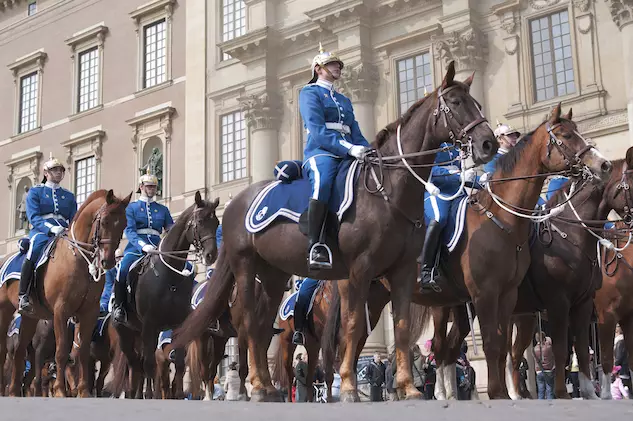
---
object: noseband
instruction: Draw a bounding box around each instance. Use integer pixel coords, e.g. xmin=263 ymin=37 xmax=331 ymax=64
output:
xmin=615 ymin=165 xmax=633 ymax=226
xmin=435 ymin=85 xmax=489 ymax=148
xmin=546 ymin=122 xmax=595 ymax=178
xmin=188 ymin=208 xmax=217 ymax=255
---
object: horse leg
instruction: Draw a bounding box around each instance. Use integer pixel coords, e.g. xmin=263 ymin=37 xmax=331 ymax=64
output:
xmin=75 ymin=312 xmax=98 ymax=398
xmin=283 ymin=333 xmax=296 ymax=403
xmin=597 ymin=315 xmax=616 ymax=399
xmin=172 ymin=348 xmax=186 ymax=400
xmin=141 ymin=328 xmax=159 ymax=399
xmin=431 ymin=307 xmax=450 ymax=400
xmin=238 ymin=338 xmax=249 ymax=400
xmin=510 ymin=315 xmax=536 ymax=399
xmin=386 ymin=260 xmax=421 ymax=401
xmin=472 ymin=290 xmax=505 ymax=399
xmin=305 ymin=339 xmax=318 ymax=402
xmin=570 ymin=299 xmax=598 ymax=399
xmin=619 ymin=316 xmax=633 ymax=398
xmin=155 ymin=348 xmax=168 ymax=399
xmin=548 ymin=305 xmax=571 ymax=399
xmin=444 ymin=305 xmax=472 ymax=400
xmin=0 ymin=306 xmax=13 ymax=396
xmin=9 ymin=317 xmax=37 ymax=397
xmin=494 ymin=288 xmax=519 ymax=400
xmin=96 ymin=355 xmax=110 ymax=398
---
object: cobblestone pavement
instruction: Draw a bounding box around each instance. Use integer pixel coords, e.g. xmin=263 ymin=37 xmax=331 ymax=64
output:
xmin=1 ymin=399 xmax=632 ymax=421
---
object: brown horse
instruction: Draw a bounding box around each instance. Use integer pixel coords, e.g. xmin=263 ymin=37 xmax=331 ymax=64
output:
xmin=339 ymin=105 xmax=612 ymax=399
xmin=0 ymin=189 xmax=131 ymax=397
xmin=155 ymin=338 xmax=186 ymax=399
xmin=172 ymin=62 xmax=498 ymax=402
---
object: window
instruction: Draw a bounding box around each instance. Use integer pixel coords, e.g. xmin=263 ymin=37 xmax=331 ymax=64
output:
xmin=27 ymin=1 xmax=36 ymax=16
xmin=75 ymin=156 xmax=96 ymax=206
xmin=530 ymin=10 xmax=575 ymax=102
xmin=220 ymin=111 xmax=247 ymax=182
xmin=143 ymin=19 xmax=166 ymax=88
xmin=396 ymin=53 xmax=433 ymax=116
xmin=221 ymin=0 xmax=246 ymax=60
xmin=77 ymin=47 xmax=99 ymax=113
xmin=19 ymin=72 xmax=39 ymax=134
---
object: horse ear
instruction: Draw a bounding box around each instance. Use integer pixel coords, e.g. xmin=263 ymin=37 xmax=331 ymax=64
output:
xmin=463 ymin=71 xmax=475 ymax=89
xmin=106 ymin=189 xmax=115 ymax=205
xmin=123 ymin=192 xmax=133 ymax=206
xmin=563 ymin=108 xmax=573 ymax=121
xmin=194 ymin=191 xmax=204 ymax=207
xmin=549 ymin=103 xmax=562 ymax=125
xmin=211 ymin=197 xmax=220 ymax=209
xmin=441 ymin=61 xmax=456 ymax=89
xmin=626 ymin=147 xmax=633 ymax=169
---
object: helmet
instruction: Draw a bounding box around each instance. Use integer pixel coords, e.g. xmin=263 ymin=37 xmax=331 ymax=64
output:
xmin=494 ymin=119 xmax=520 ymax=139
xmin=139 ymin=168 xmax=158 ymax=186
xmin=43 ymin=153 xmax=65 ymax=172
xmin=308 ymin=42 xmax=344 ymax=84
xmin=115 ymin=248 xmax=123 ymax=259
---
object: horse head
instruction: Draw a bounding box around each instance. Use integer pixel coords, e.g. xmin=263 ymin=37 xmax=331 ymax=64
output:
xmin=186 ymin=191 xmax=220 ymax=266
xmin=537 ymin=104 xmax=612 ymax=183
xmin=599 ymin=146 xmax=633 ymax=224
xmin=95 ymin=190 xmax=132 ymax=270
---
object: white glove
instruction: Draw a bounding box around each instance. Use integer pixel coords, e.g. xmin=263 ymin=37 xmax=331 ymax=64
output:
xmin=50 ymin=226 xmax=65 ymax=236
xmin=462 ymin=168 xmax=477 ymax=183
xmin=142 ymin=244 xmax=156 ymax=253
xmin=348 ymin=145 xmax=371 ymax=160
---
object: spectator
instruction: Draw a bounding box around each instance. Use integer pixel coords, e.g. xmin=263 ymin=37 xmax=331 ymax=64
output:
xmin=422 ymin=340 xmax=437 ymax=400
xmin=611 ymin=365 xmax=630 ymax=400
xmin=367 ymin=352 xmax=386 ymax=401
xmin=385 ymin=352 xmax=398 ymax=401
xmin=614 ymin=325 xmax=632 ymax=391
xmin=567 ymin=345 xmax=580 ymax=398
xmin=223 ymin=362 xmax=241 ymax=401
xmin=533 ymin=331 xmax=555 ymax=399
xmin=294 ymin=353 xmax=309 ymax=402
xmin=213 ymin=376 xmax=225 ymax=400
xmin=456 ymin=340 xmax=474 ymax=400
xmin=411 ymin=345 xmax=425 ymax=394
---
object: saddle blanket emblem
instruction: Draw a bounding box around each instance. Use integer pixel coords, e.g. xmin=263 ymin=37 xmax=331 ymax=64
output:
xmin=93 ymin=313 xmax=111 ymax=341
xmin=279 ymin=291 xmax=299 ymax=321
xmin=157 ymin=329 xmax=173 ymax=349
xmin=436 ymin=195 xmax=469 ymax=253
xmin=7 ymin=314 xmax=21 ymax=337
xmin=245 ymin=159 xmax=360 ymax=233
xmin=191 ymin=280 xmax=208 ymax=310
xmin=0 ymin=237 xmax=56 ymax=288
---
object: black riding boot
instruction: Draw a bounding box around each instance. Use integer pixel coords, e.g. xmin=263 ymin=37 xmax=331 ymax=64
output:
xmin=418 ymin=220 xmax=443 ymax=293
xmin=112 ymin=279 xmax=127 ymax=325
xmin=292 ymin=299 xmax=307 ymax=346
xmin=209 ymin=310 xmax=238 ymax=338
xmin=18 ymin=258 xmax=35 ymax=315
xmin=307 ymin=199 xmax=331 ymax=270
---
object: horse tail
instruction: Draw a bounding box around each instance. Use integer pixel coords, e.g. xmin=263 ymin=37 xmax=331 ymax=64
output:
xmin=105 ymin=343 xmax=128 ymax=397
xmin=185 ymin=339 xmax=203 ymax=398
xmin=321 ymin=282 xmax=341 ymax=371
xmin=173 ymin=246 xmax=234 ymax=349
xmin=271 ymin=320 xmax=290 ymax=389
xmin=408 ymin=303 xmax=432 ymax=349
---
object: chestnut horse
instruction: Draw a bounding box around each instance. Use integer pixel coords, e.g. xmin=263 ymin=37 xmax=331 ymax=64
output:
xmin=173 ymin=62 xmax=499 ymax=402
xmin=0 ymin=189 xmax=131 ymax=397
xmin=155 ymin=338 xmax=186 ymax=399
xmin=338 ymin=105 xmax=612 ymax=399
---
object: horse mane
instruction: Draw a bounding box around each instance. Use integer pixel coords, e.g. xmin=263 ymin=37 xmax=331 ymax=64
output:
xmin=374 ymin=91 xmax=435 ymax=149
xmin=71 ymin=189 xmax=108 ymax=224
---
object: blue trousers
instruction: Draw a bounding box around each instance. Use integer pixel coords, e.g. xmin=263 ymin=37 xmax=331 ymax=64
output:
xmin=294 ymin=278 xmax=320 ymax=331
xmin=117 ymin=252 xmax=143 ymax=285
xmin=100 ymin=268 xmax=116 ymax=312
xmin=304 ymin=155 xmax=342 ymax=203
xmin=536 ymin=371 xmax=555 ymax=399
xmin=158 ymin=330 xmax=172 ymax=349
xmin=423 ymin=192 xmax=452 ymax=230
xmin=546 ymin=177 xmax=569 ymax=201
xmin=26 ymin=231 xmax=51 ymax=262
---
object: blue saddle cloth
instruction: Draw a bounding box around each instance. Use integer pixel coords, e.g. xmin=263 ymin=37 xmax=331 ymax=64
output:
xmin=8 ymin=314 xmax=21 ymax=337
xmin=279 ymin=291 xmax=298 ymax=321
xmin=92 ymin=313 xmax=111 ymax=342
xmin=0 ymin=237 xmax=57 ymax=288
xmin=245 ymin=159 xmax=360 ymax=233
xmin=440 ymin=195 xmax=470 ymax=253
xmin=158 ymin=330 xmax=172 ymax=349
xmin=191 ymin=280 xmax=208 ymax=310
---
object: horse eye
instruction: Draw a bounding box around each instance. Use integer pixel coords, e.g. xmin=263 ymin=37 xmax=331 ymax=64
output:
xmin=562 ymin=133 xmax=572 ymax=139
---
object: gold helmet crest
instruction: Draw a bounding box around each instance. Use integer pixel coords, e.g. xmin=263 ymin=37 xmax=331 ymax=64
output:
xmin=493 ymin=119 xmax=520 ymax=138
xmin=139 ymin=168 xmax=158 ymax=185
xmin=308 ymin=42 xmax=344 ymax=84
xmin=43 ymin=152 xmax=65 ymax=172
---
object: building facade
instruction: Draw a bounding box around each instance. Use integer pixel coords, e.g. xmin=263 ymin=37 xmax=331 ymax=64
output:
xmin=1 ymin=0 xmax=632 ymax=396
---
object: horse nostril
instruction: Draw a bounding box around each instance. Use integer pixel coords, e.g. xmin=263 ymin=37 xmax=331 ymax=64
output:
xmin=482 ymin=139 xmax=493 ymax=154
xmin=602 ymin=161 xmax=613 ymax=174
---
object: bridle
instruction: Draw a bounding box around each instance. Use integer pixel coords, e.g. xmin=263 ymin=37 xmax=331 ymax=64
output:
xmin=546 ymin=122 xmax=595 ymax=179
xmin=615 ymin=163 xmax=633 ymax=226
xmin=433 ymin=85 xmax=489 ymax=149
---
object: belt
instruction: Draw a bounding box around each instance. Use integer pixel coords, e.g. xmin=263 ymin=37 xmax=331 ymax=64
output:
xmin=41 ymin=214 xmax=68 ymax=223
xmin=325 ymin=122 xmax=351 ymax=134
xmin=137 ymin=228 xmax=161 ymax=236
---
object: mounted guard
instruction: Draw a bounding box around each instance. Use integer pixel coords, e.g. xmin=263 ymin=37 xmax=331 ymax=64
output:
xmin=299 ymin=43 xmax=372 ymax=270
xmin=18 ymin=153 xmax=77 ymax=315
xmin=112 ymin=169 xmax=174 ymax=325
xmin=100 ymin=248 xmax=122 ymax=315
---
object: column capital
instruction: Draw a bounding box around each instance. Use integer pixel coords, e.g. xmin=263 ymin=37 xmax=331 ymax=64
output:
xmin=238 ymin=91 xmax=282 ymax=132
xmin=338 ymin=61 xmax=379 ymax=103
xmin=606 ymin=0 xmax=633 ymax=30
xmin=432 ymin=26 xmax=487 ymax=72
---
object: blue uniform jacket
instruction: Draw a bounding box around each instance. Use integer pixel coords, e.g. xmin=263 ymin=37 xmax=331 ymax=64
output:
xmin=430 ymin=142 xmax=462 ymax=195
xmin=124 ymin=199 xmax=174 ymax=254
xmin=483 ymin=149 xmax=508 ymax=175
xmin=299 ymin=82 xmax=369 ymax=161
xmin=26 ymin=183 xmax=77 ymax=237
xmin=216 ymin=225 xmax=222 ymax=249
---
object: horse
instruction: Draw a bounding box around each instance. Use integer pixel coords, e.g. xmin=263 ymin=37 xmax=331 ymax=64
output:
xmin=272 ymin=280 xmax=391 ymax=402
xmin=0 ymin=189 xmax=131 ymax=397
xmin=155 ymin=338 xmax=186 ymax=399
xmin=335 ymin=105 xmax=613 ymax=399
xmin=427 ymin=145 xmax=630 ymax=401
xmin=171 ymin=61 xmax=499 ymax=402
xmin=108 ymin=191 xmax=219 ymax=399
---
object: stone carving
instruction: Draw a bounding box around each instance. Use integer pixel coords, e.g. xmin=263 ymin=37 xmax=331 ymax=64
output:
xmin=432 ymin=27 xmax=487 ymax=72
xmin=16 ymin=184 xmax=30 ymax=232
xmin=140 ymin=147 xmax=163 ymax=196
xmin=338 ymin=62 xmax=379 ymax=103
xmin=238 ymin=91 xmax=281 ymax=131
xmin=606 ymin=0 xmax=633 ymax=30
xmin=573 ymin=0 xmax=591 ymax=12
xmin=529 ymin=0 xmax=561 ymax=10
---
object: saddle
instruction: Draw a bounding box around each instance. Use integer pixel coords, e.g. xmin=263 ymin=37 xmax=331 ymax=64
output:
xmin=123 ymin=254 xmax=154 ymax=313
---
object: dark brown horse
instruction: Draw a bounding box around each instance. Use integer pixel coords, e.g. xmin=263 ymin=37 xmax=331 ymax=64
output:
xmin=0 ymin=189 xmax=131 ymax=397
xmin=338 ymin=105 xmax=612 ymax=399
xmin=172 ymin=62 xmax=499 ymax=402
xmin=109 ymin=192 xmax=219 ymax=399
xmin=155 ymin=338 xmax=186 ymax=399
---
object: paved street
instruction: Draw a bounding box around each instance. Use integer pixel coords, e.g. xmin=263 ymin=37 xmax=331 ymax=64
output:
xmin=1 ymin=399 xmax=632 ymax=421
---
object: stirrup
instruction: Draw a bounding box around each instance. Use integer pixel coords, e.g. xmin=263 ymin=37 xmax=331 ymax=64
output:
xmin=418 ymin=268 xmax=442 ymax=293
xmin=18 ymin=296 xmax=34 ymax=316
xmin=209 ymin=320 xmax=220 ymax=332
xmin=292 ymin=331 xmax=305 ymax=346
xmin=308 ymin=243 xmax=333 ymax=270
xmin=168 ymin=349 xmax=176 ymax=362
xmin=112 ymin=306 xmax=127 ymax=325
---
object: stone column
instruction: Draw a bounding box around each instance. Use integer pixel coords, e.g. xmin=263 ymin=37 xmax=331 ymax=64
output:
xmin=493 ymin=2 xmax=524 ymax=114
xmin=339 ymin=62 xmax=379 ymax=140
xmin=606 ymin=0 xmax=633 ymax=145
xmin=239 ymin=92 xmax=281 ymax=183
xmin=361 ymin=306 xmax=388 ymax=356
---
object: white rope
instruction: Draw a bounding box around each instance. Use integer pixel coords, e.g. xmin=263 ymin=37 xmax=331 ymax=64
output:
xmin=365 ymin=301 xmax=371 ymax=337
xmin=70 ymin=222 xmax=102 ymax=282
xmin=485 ymin=180 xmax=568 ymax=223
xmin=396 ymin=124 xmax=467 ymax=201
xmin=158 ymin=239 xmax=193 ymax=278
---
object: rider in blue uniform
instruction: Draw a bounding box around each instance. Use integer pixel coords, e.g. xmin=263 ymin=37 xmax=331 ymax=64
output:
xmin=299 ymin=43 xmax=372 ymax=270
xmin=100 ymin=248 xmax=122 ymax=316
xmin=19 ymin=154 xmax=77 ymax=315
xmin=291 ymin=277 xmax=321 ymax=345
xmin=112 ymin=170 xmax=174 ymax=325
xmin=483 ymin=120 xmax=522 ymax=175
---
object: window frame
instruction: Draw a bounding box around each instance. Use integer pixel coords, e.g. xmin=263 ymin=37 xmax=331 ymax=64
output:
xmin=142 ymin=18 xmax=167 ymax=89
xmin=219 ymin=0 xmax=246 ymax=62
xmin=219 ymin=110 xmax=248 ymax=184
xmin=76 ymin=46 xmax=101 ymax=113
xmin=74 ymin=155 xmax=97 ymax=207
xmin=18 ymin=72 xmax=39 ymax=135
xmin=8 ymin=50 xmax=46 ymax=137
xmin=61 ymin=128 xmax=104 ymax=204
xmin=27 ymin=1 xmax=37 ymax=16
xmin=394 ymin=50 xmax=434 ymax=117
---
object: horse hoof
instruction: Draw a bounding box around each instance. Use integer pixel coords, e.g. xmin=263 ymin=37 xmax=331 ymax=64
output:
xmin=405 ymin=390 xmax=423 ymax=400
xmin=250 ymin=389 xmax=267 ymax=402
xmin=265 ymin=389 xmax=283 ymax=402
xmin=340 ymin=391 xmax=360 ymax=403
xmin=237 ymin=393 xmax=249 ymax=401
